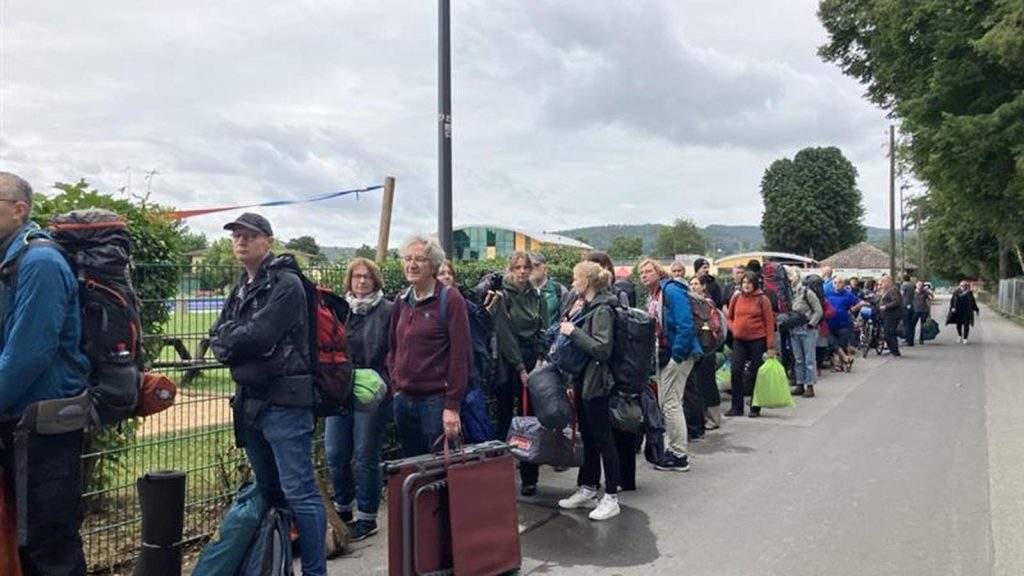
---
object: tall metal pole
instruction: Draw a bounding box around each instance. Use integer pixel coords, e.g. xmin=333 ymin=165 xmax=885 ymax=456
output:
xmin=889 ymin=125 xmax=897 ymax=279
xmin=438 ymin=0 xmax=453 ymax=257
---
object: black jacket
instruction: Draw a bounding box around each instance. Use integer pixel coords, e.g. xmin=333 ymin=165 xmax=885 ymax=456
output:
xmin=210 ymin=254 xmax=314 ymax=409
xmin=345 ymin=296 xmax=393 ymax=384
xmin=948 ymin=288 xmax=980 ymax=326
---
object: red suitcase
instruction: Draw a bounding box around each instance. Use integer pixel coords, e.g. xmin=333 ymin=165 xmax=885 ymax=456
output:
xmin=385 ymin=440 xmax=520 ymax=576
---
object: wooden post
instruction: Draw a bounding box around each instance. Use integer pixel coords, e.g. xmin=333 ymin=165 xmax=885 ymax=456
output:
xmin=376 ymin=176 xmax=397 ymax=263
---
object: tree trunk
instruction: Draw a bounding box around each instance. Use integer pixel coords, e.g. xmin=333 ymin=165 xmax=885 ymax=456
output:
xmin=998 ymin=236 xmax=1009 ymax=280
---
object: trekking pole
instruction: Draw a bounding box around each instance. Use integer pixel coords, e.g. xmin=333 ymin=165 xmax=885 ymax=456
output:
xmin=134 ymin=470 xmax=186 ymax=576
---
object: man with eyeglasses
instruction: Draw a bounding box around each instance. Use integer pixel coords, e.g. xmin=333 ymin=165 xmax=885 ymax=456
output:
xmin=0 ymin=172 xmax=91 ymax=575
xmin=387 ymin=233 xmax=470 ymax=456
xmin=209 ymin=212 xmax=327 ymax=576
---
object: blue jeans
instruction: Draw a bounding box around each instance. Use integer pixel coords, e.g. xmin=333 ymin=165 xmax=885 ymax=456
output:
xmin=790 ymin=326 xmax=818 ymax=385
xmin=324 ymin=398 xmax=391 ymax=521
xmin=393 ymin=393 xmax=445 ymax=457
xmin=245 ymin=406 xmax=326 ymax=576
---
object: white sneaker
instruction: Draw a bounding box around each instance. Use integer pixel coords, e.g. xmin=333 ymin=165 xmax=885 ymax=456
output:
xmin=588 ymin=494 xmax=620 ymax=521
xmin=957 ymin=337 xmax=963 ymax=343
xmin=963 ymin=338 xmax=968 ymax=345
xmin=559 ymin=487 xmax=598 ymax=510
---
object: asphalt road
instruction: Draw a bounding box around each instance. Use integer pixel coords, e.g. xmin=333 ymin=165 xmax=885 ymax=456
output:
xmin=331 ymin=298 xmax=1024 ymax=576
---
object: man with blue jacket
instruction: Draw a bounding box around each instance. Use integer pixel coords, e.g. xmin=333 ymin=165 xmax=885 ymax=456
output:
xmin=0 ymin=172 xmax=90 ymax=575
xmin=638 ymin=259 xmax=702 ymax=472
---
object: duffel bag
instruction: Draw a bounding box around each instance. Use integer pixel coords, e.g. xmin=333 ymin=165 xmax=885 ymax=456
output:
xmin=506 ymin=386 xmax=582 ymax=468
xmin=192 ymin=483 xmax=266 ymax=576
xmin=527 ymin=363 xmax=571 ymax=430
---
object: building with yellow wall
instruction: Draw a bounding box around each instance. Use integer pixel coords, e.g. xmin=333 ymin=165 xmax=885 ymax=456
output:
xmin=453 ymin=225 xmax=592 ymax=261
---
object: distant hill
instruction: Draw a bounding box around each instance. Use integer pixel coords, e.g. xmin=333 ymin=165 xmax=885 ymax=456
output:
xmin=321 ymin=246 xmax=357 ymax=261
xmin=556 ymin=224 xmax=895 ymax=258
xmin=554 ymin=224 xmax=666 ymax=253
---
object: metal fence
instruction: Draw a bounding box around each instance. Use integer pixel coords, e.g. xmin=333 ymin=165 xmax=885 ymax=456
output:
xmin=996 ymin=277 xmax=1024 ymax=318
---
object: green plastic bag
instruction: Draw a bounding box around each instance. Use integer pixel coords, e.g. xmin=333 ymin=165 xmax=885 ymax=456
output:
xmin=716 ymin=363 xmax=731 ymax=392
xmin=353 ymin=368 xmax=387 ymax=413
xmin=752 ymin=358 xmax=794 ymax=408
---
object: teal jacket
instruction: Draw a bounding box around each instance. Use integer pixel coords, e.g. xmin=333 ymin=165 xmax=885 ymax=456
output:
xmin=0 ymin=222 xmax=89 ymax=417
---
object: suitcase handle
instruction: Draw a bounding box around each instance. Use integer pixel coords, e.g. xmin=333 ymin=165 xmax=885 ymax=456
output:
xmin=411 ymin=479 xmax=453 ymax=576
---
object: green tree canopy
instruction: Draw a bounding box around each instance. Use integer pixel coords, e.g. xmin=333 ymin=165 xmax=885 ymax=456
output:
xmin=653 ymin=219 xmax=709 ymax=258
xmin=607 ymin=235 xmax=644 ymax=259
xmin=354 ymin=244 xmax=377 ymax=260
xmin=285 ymin=235 xmax=326 ymax=263
xmin=819 ymin=0 xmax=1024 ymax=278
xmin=760 ymin=146 xmax=866 ymax=258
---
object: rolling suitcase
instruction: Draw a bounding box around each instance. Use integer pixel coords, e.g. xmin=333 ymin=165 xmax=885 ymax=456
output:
xmin=384 ymin=440 xmax=520 ymax=576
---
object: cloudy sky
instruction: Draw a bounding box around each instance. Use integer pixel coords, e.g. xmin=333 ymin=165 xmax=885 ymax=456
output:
xmin=1 ymin=0 xmax=897 ymax=247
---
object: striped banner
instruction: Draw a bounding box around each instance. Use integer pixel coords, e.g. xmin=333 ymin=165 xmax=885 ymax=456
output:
xmin=161 ymin=184 xmax=383 ymax=220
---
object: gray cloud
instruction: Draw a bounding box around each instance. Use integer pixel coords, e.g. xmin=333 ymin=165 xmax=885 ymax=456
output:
xmin=0 ymin=0 xmax=895 ymax=248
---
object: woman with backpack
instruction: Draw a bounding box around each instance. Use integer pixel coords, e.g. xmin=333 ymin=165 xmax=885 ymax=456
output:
xmin=582 ymin=251 xmax=639 ymax=490
xmin=725 ymin=271 xmax=776 ymax=418
xmin=787 ymin=268 xmax=823 ymax=398
xmin=492 ymin=251 xmax=548 ymax=496
xmin=324 ymin=258 xmax=393 ymax=542
xmin=557 ymin=262 xmax=622 ymax=521
xmin=687 ymin=276 xmax=720 ymax=435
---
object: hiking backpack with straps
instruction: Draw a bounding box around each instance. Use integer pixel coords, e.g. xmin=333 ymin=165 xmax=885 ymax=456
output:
xmin=0 ymin=210 xmax=146 ymax=426
xmin=273 ymin=256 xmax=353 ymax=417
xmin=609 ymin=305 xmax=657 ymax=394
xmin=761 ymin=261 xmax=792 ymax=313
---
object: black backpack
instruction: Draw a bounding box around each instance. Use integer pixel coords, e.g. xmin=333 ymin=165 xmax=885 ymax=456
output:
xmin=609 ymin=305 xmax=656 ymax=394
xmin=1 ymin=210 xmax=144 ymax=426
xmin=239 ymin=507 xmax=293 ymax=576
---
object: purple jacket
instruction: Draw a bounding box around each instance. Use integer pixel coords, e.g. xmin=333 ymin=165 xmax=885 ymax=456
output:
xmin=387 ymin=282 xmax=470 ymax=410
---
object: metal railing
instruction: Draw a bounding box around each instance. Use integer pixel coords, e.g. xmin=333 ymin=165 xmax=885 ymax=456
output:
xmin=996 ymin=278 xmax=1024 ymax=318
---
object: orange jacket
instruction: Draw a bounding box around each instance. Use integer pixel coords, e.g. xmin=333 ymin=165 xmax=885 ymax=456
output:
xmin=727 ymin=289 xmax=775 ymax=348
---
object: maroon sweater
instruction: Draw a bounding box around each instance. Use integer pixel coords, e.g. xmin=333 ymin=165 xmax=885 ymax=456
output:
xmin=386 ymin=282 xmax=470 ymax=410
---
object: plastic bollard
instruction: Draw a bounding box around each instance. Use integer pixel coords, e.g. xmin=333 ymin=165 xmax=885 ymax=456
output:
xmin=134 ymin=470 xmax=186 ymax=576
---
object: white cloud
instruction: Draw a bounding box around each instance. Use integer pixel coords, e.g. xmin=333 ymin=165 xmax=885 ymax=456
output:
xmin=0 ymin=0 xmax=896 ymax=248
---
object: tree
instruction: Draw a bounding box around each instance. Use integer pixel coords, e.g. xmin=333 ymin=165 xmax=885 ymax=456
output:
xmin=607 ymin=235 xmax=643 ymax=259
xmin=819 ymin=0 xmax=1024 ymax=278
xmin=354 ymin=244 xmax=377 ymax=260
xmin=285 ymin=235 xmax=326 ymax=263
xmin=196 ymin=238 xmax=240 ymax=292
xmin=760 ymin=146 xmax=866 ymax=258
xmin=180 ymin=230 xmax=209 ymax=253
xmin=653 ymin=219 xmax=709 ymax=258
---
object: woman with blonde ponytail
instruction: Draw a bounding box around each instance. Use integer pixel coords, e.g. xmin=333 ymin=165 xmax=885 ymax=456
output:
xmin=557 ymin=262 xmax=622 ymax=521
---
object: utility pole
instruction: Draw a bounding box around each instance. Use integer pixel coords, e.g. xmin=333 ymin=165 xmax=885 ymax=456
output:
xmin=437 ymin=0 xmax=453 ymax=257
xmin=889 ymin=125 xmax=897 ymax=279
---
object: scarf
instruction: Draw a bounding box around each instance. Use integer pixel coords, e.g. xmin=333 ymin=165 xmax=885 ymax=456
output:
xmin=346 ymin=290 xmax=384 ymax=316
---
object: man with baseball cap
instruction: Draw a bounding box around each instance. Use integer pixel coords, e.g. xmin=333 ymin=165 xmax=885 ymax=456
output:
xmin=210 ymin=212 xmax=327 ymax=575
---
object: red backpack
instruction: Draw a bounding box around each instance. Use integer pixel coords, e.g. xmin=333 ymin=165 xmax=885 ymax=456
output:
xmin=761 ymin=262 xmax=793 ymax=313
xmin=274 ymin=256 xmax=353 ymax=416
